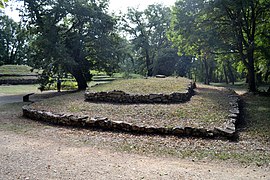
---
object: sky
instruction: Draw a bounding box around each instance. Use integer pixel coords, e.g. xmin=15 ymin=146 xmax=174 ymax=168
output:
xmin=109 ymin=0 xmax=176 ymax=13
xmin=4 ymin=0 xmax=176 ymax=22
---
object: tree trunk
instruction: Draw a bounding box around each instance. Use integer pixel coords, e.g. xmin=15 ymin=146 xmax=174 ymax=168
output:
xmin=145 ymin=50 xmax=153 ymax=76
xmin=203 ymin=58 xmax=209 ymax=85
xmin=227 ymin=61 xmax=235 ymax=85
xmin=247 ymin=47 xmax=256 ymax=92
xmin=71 ymin=68 xmax=89 ymax=90
xmin=265 ymin=69 xmax=270 ymax=83
xmin=223 ymin=64 xmax=229 ymax=84
xmin=247 ymin=64 xmax=256 ymax=92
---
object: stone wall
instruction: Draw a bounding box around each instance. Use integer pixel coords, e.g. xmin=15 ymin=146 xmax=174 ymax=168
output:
xmin=214 ymin=91 xmax=241 ymax=139
xmin=85 ymin=82 xmax=196 ymax=104
xmin=0 ymin=79 xmax=38 ymax=85
xmin=22 ymin=89 xmax=241 ymax=140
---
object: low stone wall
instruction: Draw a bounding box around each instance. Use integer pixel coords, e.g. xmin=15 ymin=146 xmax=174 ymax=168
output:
xmin=85 ymin=82 xmax=196 ymax=104
xmin=214 ymin=91 xmax=241 ymax=139
xmin=0 ymin=79 xmax=38 ymax=85
xmin=22 ymin=89 xmax=241 ymax=140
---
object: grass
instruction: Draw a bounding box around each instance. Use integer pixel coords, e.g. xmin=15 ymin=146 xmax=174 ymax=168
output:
xmin=211 ymin=81 xmax=248 ymax=95
xmin=0 ymin=76 xmax=38 ymax=80
xmin=88 ymin=77 xmax=191 ymax=94
xmin=112 ymin=72 xmax=144 ymax=79
xmin=0 ymin=65 xmax=39 ymax=75
xmin=1 ymin=80 xmax=269 ymax=167
xmin=0 ymin=84 xmax=40 ymax=95
xmin=0 ymin=102 xmax=37 ymax=133
xmin=212 ymin=81 xmax=270 ymax=140
xmin=30 ymin=80 xmax=230 ymax=129
xmin=243 ymin=94 xmax=270 ymax=139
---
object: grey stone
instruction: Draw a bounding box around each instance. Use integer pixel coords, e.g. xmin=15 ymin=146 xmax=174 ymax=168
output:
xmin=214 ymin=127 xmax=235 ymax=137
xmin=172 ymin=127 xmax=185 ymax=135
xmin=184 ymin=127 xmax=194 ymax=135
xmin=145 ymin=126 xmax=156 ymax=133
xmin=156 ymin=75 xmax=166 ymax=78
xmin=228 ymin=113 xmax=238 ymax=119
xmin=229 ymin=109 xmax=240 ymax=114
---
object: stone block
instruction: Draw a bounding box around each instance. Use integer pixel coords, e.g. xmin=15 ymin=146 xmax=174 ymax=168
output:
xmin=172 ymin=127 xmax=185 ymax=135
xmin=156 ymin=75 xmax=166 ymax=78
xmin=184 ymin=127 xmax=194 ymax=135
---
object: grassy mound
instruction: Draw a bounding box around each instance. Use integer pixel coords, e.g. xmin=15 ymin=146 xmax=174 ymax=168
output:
xmin=88 ymin=77 xmax=191 ymax=94
xmin=30 ymin=78 xmax=231 ymax=129
xmin=22 ymin=79 xmax=270 ymax=166
xmin=0 ymin=65 xmax=39 ymax=75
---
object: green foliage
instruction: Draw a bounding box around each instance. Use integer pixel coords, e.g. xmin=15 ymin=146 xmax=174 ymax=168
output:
xmin=169 ymin=0 xmax=270 ymax=91
xmin=244 ymin=95 xmax=270 ymax=138
xmin=0 ymin=64 xmax=38 ymax=75
xmin=0 ymin=84 xmax=39 ymax=95
xmin=0 ymin=0 xmax=8 ymax=9
xmin=0 ymin=15 xmax=28 ymax=65
xmin=121 ymin=4 xmax=172 ymax=76
xmin=24 ymin=0 xmax=120 ymax=90
xmin=43 ymin=80 xmax=78 ymax=91
xmin=88 ymin=77 xmax=191 ymax=94
xmin=153 ymin=48 xmax=192 ymax=77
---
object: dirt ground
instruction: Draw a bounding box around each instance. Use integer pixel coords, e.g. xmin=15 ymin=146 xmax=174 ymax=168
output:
xmin=0 ymin=92 xmax=269 ymax=179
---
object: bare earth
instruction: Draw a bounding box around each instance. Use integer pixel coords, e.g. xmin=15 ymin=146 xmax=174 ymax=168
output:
xmin=0 ymin=93 xmax=269 ymax=180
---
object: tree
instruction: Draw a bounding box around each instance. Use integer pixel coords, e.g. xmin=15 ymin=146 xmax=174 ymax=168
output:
xmin=0 ymin=0 xmax=8 ymax=9
xmin=23 ymin=0 xmax=117 ymax=90
xmin=122 ymin=4 xmax=172 ymax=76
xmin=212 ymin=0 xmax=270 ymax=91
xmin=0 ymin=15 xmax=28 ymax=65
xmin=169 ymin=0 xmax=221 ymax=84
xmin=169 ymin=0 xmax=270 ymax=91
xmin=153 ymin=48 xmax=192 ymax=77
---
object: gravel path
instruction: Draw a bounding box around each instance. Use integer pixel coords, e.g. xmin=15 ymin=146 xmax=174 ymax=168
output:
xmin=0 ymin=94 xmax=23 ymax=105
xmin=0 ymin=93 xmax=269 ymax=179
xmin=1 ymin=130 xmax=269 ymax=180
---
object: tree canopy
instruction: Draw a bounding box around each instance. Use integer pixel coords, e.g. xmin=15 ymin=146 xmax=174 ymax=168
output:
xmin=169 ymin=0 xmax=270 ymax=91
xmin=121 ymin=4 xmax=172 ymax=76
xmin=1 ymin=0 xmax=269 ymax=92
xmin=22 ymin=0 xmax=119 ymax=90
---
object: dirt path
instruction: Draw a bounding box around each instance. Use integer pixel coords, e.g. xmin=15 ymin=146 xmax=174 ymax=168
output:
xmin=0 ymin=93 xmax=269 ymax=179
xmin=1 ymin=130 xmax=269 ymax=180
xmin=0 ymin=94 xmax=23 ymax=105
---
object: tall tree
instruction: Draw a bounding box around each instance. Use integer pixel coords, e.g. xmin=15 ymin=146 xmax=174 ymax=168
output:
xmin=169 ymin=0 xmax=221 ymax=84
xmin=122 ymin=4 xmax=171 ymax=76
xmin=169 ymin=0 xmax=270 ymax=91
xmin=23 ymin=0 xmax=117 ymax=90
xmin=0 ymin=15 xmax=28 ymax=65
xmin=211 ymin=0 xmax=270 ymax=91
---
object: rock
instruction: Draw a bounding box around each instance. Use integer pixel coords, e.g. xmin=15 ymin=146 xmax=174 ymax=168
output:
xmin=172 ymin=127 xmax=185 ymax=135
xmin=229 ymin=108 xmax=240 ymax=114
xmin=214 ymin=127 xmax=235 ymax=138
xmin=228 ymin=113 xmax=238 ymax=119
xmin=225 ymin=126 xmax=235 ymax=132
xmin=94 ymin=117 xmax=108 ymax=121
xmin=155 ymin=127 xmax=168 ymax=134
xmin=145 ymin=126 xmax=156 ymax=134
xmin=184 ymin=127 xmax=194 ymax=135
xmin=131 ymin=125 xmax=143 ymax=132
xmin=85 ymin=118 xmax=96 ymax=126
xmin=149 ymin=94 xmax=159 ymax=100
xmin=156 ymin=75 xmax=166 ymax=78
xmin=120 ymin=122 xmax=133 ymax=131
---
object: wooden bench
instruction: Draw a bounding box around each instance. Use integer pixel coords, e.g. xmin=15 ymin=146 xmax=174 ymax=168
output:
xmin=23 ymin=93 xmax=35 ymax=102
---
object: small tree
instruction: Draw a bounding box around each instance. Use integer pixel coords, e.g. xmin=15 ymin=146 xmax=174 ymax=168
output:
xmin=122 ymin=4 xmax=171 ymax=76
xmin=24 ymin=0 xmax=117 ymax=90
xmin=0 ymin=15 xmax=28 ymax=65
